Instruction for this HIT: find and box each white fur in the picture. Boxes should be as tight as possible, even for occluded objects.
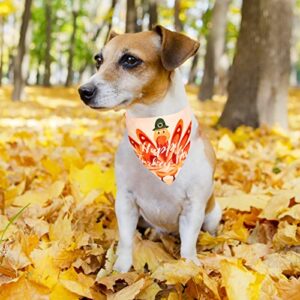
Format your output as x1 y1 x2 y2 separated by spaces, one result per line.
113 70 221 272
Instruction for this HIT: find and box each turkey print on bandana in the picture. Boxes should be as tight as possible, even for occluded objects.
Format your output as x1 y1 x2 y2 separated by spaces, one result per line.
126 106 192 185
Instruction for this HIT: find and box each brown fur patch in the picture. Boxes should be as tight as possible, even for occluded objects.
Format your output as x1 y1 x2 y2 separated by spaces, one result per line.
205 194 216 214
198 126 216 173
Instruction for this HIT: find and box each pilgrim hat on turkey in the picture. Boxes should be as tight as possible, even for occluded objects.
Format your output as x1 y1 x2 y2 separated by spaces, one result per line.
153 118 169 131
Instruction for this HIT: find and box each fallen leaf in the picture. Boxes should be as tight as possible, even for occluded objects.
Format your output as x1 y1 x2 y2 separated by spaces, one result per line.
107 278 146 300
13 180 65 206
133 236 174 272
220 259 265 300
151 260 200 285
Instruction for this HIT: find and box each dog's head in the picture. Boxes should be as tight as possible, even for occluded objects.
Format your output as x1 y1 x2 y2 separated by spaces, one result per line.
78 25 199 110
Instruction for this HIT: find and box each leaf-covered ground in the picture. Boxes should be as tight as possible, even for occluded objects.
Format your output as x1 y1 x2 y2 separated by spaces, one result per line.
0 86 300 299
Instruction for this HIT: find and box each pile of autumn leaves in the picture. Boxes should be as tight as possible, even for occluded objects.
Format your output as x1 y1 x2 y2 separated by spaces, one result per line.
0 86 300 299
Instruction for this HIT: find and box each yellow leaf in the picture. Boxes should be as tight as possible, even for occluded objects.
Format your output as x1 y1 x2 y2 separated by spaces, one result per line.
220 260 264 300
151 260 200 285
133 236 174 272
62 148 83 169
96 272 139 291
107 278 146 300
272 221 300 248
42 158 62 179
218 134 236 152
217 194 270 212
232 243 272 266
256 252 300 278
278 204 300 220
259 189 298 220
59 267 94 299
69 164 116 196
4 180 26 202
199 217 248 246
203 272 221 300
28 248 60 289
13 180 65 206
49 214 73 246
277 277 300 300
50 283 80 300
137 282 161 300
0 275 49 299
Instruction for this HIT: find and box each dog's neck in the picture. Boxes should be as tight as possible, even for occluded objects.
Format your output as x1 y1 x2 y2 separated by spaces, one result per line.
127 69 190 118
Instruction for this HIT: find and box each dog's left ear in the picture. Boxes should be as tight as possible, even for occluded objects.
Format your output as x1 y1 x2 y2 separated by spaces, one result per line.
106 30 119 43
153 25 200 71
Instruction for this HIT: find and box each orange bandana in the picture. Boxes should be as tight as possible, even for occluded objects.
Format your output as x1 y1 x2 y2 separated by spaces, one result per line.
126 106 192 184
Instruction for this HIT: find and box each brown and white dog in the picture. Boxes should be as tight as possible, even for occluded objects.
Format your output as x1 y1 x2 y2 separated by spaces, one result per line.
78 25 222 272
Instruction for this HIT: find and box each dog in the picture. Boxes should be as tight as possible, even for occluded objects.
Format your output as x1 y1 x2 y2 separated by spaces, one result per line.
78 25 222 272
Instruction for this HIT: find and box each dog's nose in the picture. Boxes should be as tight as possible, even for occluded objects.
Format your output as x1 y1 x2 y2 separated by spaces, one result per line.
78 84 96 104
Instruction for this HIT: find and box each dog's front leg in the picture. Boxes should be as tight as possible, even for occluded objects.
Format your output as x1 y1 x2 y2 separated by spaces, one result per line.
179 198 206 265
114 189 138 273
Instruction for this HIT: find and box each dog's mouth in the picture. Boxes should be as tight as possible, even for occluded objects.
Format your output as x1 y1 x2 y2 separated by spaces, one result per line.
89 99 131 111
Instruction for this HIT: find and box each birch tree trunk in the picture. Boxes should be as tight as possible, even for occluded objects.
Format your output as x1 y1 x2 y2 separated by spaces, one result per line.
219 0 293 130
198 0 230 101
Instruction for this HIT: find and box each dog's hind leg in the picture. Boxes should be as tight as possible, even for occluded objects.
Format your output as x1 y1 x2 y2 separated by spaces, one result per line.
202 201 222 236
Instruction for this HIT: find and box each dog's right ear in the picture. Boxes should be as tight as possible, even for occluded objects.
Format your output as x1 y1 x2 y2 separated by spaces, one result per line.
106 30 119 43
153 25 200 71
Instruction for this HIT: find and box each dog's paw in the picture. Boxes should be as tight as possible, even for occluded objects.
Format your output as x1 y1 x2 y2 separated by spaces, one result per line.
183 255 202 267
113 254 132 273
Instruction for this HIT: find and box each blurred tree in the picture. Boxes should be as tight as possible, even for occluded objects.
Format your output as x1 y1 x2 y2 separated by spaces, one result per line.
148 0 158 30
219 0 293 130
0 17 3 86
65 0 80 87
104 0 117 41
174 0 183 32
0 0 15 85
199 0 230 101
12 0 32 101
43 0 52 86
188 51 199 84
126 0 138 32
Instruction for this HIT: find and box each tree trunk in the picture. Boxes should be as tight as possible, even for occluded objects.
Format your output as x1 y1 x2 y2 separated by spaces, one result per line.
188 53 199 84
12 0 32 101
36 53 42 85
219 0 292 130
104 0 118 42
174 0 183 32
0 17 4 86
126 0 137 33
198 0 230 101
148 0 157 30
43 0 52 86
65 10 79 87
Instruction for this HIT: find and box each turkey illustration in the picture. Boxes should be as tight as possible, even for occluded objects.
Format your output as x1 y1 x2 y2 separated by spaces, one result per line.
128 118 192 184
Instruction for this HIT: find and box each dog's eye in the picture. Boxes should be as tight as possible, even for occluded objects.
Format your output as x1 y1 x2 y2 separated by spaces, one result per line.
94 53 103 70
119 54 142 69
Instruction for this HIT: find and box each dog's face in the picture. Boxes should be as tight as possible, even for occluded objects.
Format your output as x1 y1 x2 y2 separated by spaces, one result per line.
78 26 199 110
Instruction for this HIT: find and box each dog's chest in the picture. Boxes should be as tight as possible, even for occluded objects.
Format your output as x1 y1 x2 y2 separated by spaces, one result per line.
115 133 213 232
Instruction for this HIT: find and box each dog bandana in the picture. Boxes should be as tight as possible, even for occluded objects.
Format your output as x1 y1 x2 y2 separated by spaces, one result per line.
126 106 192 185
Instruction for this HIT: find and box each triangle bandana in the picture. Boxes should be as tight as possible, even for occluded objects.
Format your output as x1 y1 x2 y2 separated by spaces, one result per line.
126 106 192 185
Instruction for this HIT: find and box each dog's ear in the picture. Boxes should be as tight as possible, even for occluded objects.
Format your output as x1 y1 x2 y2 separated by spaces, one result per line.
153 25 200 71
106 30 119 43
